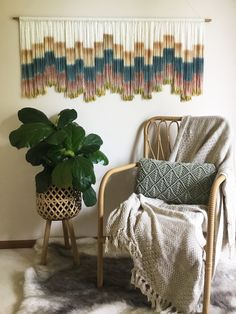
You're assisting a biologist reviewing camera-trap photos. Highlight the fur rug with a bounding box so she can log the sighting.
[16,238,236,314]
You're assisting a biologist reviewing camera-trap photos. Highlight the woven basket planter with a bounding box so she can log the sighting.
[36,186,81,221]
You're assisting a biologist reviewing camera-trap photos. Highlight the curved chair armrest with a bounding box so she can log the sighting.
[203,173,226,314]
[98,162,137,232]
[208,174,226,209]
[204,173,226,270]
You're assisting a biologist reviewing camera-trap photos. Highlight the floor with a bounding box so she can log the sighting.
[0,237,98,314]
[1,241,235,314]
[0,248,35,314]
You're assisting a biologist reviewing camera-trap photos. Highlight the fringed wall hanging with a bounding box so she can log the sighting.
[18,17,206,102]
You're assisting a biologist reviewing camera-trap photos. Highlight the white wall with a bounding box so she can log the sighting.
[0,0,236,240]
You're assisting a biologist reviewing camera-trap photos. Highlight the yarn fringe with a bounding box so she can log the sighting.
[106,234,183,313]
[105,229,142,259]
[131,267,182,313]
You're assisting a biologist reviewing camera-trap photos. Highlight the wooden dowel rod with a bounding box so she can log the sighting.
[12,17,212,22]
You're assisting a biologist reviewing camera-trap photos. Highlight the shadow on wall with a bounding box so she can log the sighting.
[0,114,42,236]
[130,121,146,162]
[1,113,19,140]
[101,120,145,225]
[0,113,38,194]
[104,167,138,217]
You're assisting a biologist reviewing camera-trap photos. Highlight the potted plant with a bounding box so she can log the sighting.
[9,107,109,209]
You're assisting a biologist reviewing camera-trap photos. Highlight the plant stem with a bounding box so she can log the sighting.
[64,150,75,157]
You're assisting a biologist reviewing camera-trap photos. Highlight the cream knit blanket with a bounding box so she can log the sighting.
[106,194,207,313]
[169,116,236,258]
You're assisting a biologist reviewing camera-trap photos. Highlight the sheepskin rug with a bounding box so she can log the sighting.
[16,238,236,314]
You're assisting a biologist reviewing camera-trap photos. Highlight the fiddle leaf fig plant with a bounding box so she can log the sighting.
[9,107,109,207]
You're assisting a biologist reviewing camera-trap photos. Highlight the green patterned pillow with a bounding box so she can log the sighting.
[136,158,217,205]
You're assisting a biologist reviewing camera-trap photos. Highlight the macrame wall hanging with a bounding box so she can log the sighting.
[18,17,206,102]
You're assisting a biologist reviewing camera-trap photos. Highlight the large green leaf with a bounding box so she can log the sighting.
[57,109,77,129]
[80,134,103,154]
[82,186,97,206]
[72,156,95,192]
[51,159,73,188]
[18,107,53,125]
[35,167,52,193]
[26,141,51,166]
[46,129,67,145]
[46,146,67,166]
[87,150,109,165]
[63,123,85,152]
[9,123,55,148]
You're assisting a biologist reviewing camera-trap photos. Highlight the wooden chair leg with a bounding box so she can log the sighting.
[203,263,212,314]
[203,228,215,314]
[97,237,104,288]
[66,219,80,265]
[40,220,52,265]
[62,219,70,249]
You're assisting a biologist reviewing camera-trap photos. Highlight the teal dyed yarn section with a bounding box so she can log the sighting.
[19,17,205,102]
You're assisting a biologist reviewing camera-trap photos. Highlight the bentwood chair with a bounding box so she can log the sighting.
[97,116,226,314]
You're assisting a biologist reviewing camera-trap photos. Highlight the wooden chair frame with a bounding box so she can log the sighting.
[97,116,226,314]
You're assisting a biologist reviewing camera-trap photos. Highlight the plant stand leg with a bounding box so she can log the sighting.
[40,220,52,265]
[62,219,70,249]
[67,219,80,265]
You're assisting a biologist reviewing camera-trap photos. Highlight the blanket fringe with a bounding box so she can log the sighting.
[105,229,142,259]
[131,267,182,314]
[106,234,183,313]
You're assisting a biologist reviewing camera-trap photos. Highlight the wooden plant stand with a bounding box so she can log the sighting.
[36,186,81,265]
[41,218,79,265]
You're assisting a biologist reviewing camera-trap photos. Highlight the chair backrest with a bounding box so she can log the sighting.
[144,116,182,160]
